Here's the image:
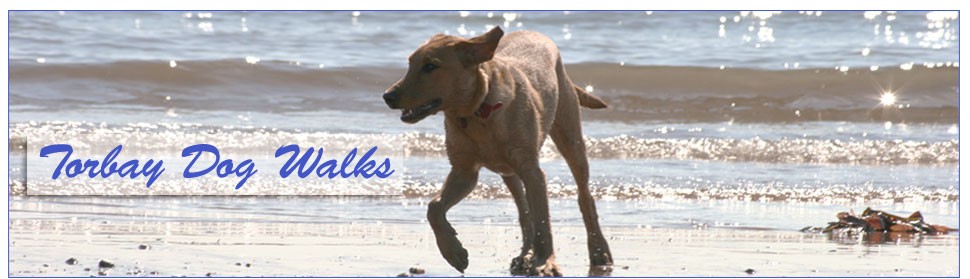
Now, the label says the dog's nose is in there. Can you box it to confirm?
[383,91,400,108]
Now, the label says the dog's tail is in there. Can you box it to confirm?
[573,84,608,109]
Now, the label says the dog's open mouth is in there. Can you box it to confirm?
[400,99,442,123]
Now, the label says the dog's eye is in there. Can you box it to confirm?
[421,63,438,73]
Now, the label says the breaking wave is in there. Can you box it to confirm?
[9,121,957,166]
[9,59,959,123]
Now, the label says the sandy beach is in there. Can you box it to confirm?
[8,197,959,277]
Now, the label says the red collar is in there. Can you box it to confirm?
[474,102,503,119]
[459,102,502,129]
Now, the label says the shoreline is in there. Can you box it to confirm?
[9,218,958,277]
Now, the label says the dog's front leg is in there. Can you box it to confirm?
[502,175,535,275]
[428,165,479,273]
[516,165,563,277]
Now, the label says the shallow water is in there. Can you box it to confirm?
[8,196,960,231]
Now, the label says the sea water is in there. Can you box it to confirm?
[8,11,959,233]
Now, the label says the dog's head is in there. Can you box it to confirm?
[383,26,504,123]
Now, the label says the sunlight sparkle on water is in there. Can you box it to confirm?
[879,92,897,106]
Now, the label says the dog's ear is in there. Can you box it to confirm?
[456,26,504,66]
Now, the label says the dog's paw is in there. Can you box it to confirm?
[529,257,562,277]
[509,250,534,275]
[588,265,614,277]
[437,236,469,273]
[589,250,614,266]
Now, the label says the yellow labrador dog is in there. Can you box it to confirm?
[383,26,611,277]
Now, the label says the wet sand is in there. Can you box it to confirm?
[9,218,958,277]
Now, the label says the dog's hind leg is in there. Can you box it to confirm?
[502,175,535,275]
[428,166,479,273]
[549,98,615,268]
[514,164,562,277]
